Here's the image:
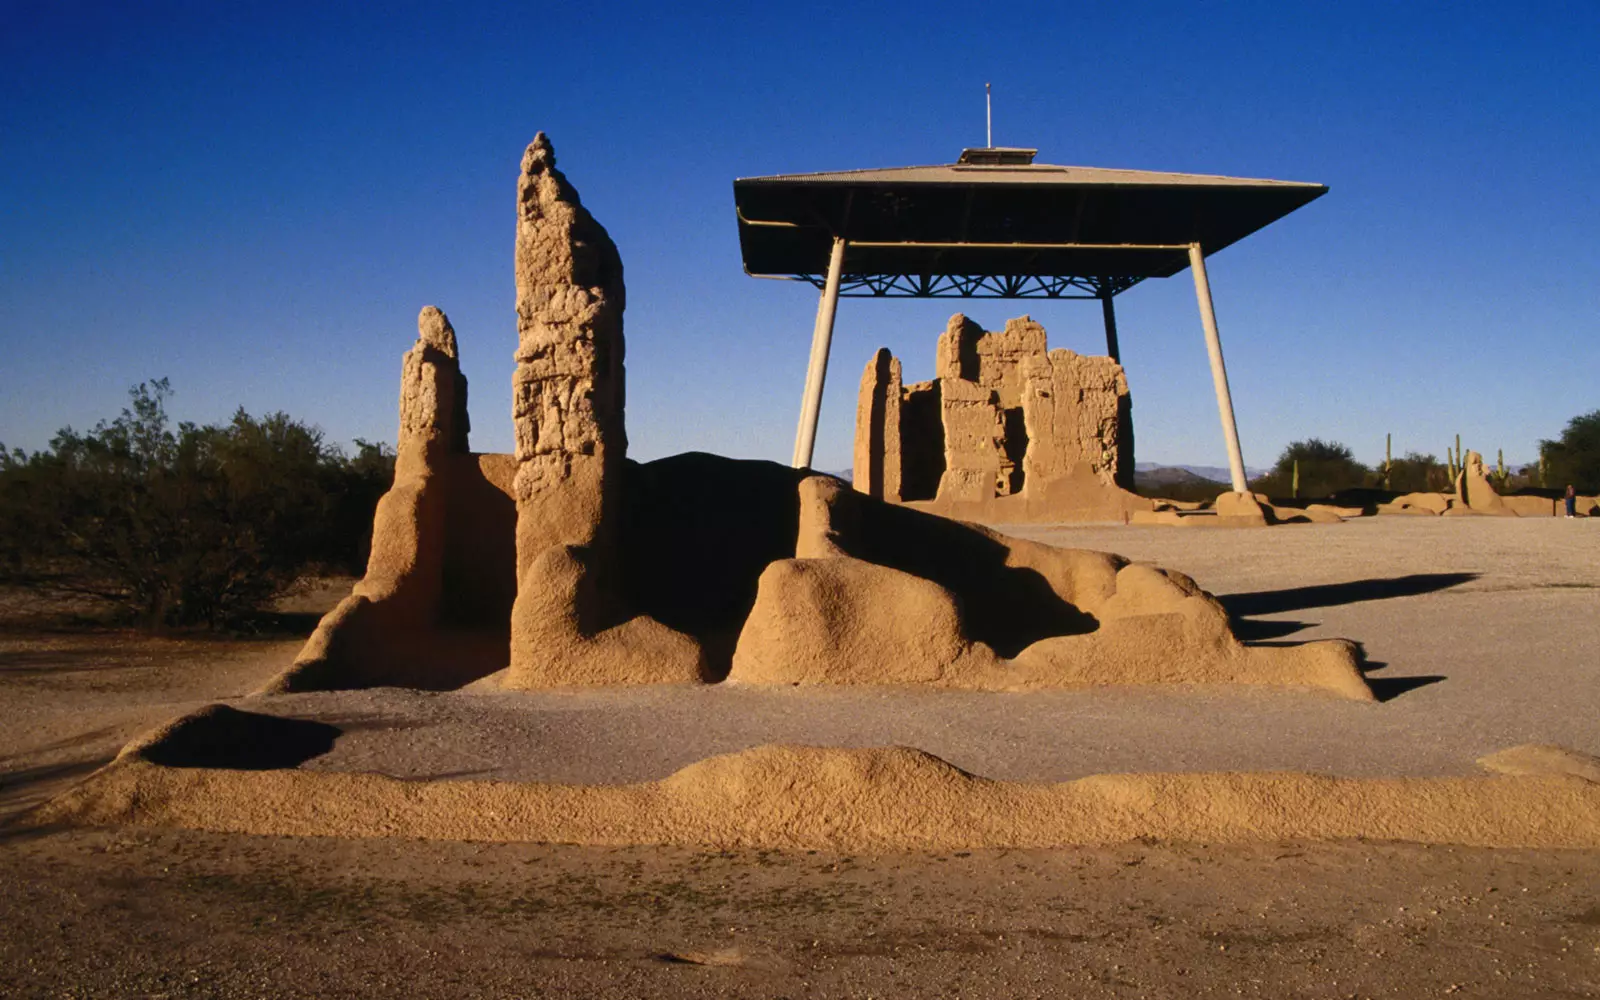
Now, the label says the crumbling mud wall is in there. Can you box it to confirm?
[505,133,702,687]
[1364,452,1595,518]
[267,307,516,692]
[853,314,1150,522]
[728,476,1368,698]
[1450,450,1574,517]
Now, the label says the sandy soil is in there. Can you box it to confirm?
[2,520,1598,996]
[4,827,1598,997]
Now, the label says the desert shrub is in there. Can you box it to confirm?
[1250,439,1370,500]
[0,380,394,630]
[326,438,397,574]
[1540,410,1600,494]
[1383,451,1451,494]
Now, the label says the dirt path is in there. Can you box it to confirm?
[3,826,1597,998]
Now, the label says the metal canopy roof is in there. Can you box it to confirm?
[734,154,1327,298]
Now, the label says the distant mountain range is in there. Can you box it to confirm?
[1134,462,1268,484]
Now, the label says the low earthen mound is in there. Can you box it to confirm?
[727,477,1371,698]
[30,726,1600,850]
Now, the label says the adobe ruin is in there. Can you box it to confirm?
[267,133,1368,700]
[853,315,1152,522]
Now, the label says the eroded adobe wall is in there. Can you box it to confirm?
[852,348,902,501]
[505,134,702,687]
[1021,347,1134,492]
[510,133,627,574]
[853,313,1148,521]
[270,307,515,692]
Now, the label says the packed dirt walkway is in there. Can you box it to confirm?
[4,826,1600,998]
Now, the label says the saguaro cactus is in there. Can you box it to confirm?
[1383,433,1392,490]
[1292,459,1300,499]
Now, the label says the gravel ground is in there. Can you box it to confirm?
[4,827,1599,999]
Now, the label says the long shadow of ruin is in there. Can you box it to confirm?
[1219,573,1480,618]
[1365,674,1447,702]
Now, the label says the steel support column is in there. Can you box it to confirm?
[1099,292,1121,363]
[792,236,847,468]
[1188,242,1248,493]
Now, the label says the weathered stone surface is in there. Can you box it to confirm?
[1455,451,1512,515]
[270,306,494,692]
[398,306,470,476]
[933,313,983,381]
[852,348,902,501]
[511,132,627,573]
[506,544,705,687]
[937,377,1005,502]
[506,132,665,685]
[1021,348,1131,491]
[728,475,1368,699]
[856,314,1148,521]
[1214,490,1270,527]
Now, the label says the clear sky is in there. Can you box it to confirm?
[3,0,1597,473]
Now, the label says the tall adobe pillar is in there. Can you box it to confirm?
[510,133,627,580]
[506,133,703,686]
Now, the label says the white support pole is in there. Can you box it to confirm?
[792,236,847,469]
[1188,242,1249,493]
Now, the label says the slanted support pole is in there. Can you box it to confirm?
[1099,290,1121,364]
[1188,242,1248,493]
[792,236,847,468]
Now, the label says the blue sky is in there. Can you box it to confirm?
[3,1,1597,472]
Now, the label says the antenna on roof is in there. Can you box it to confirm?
[985,82,992,148]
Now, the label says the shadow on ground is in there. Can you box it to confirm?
[1220,573,1479,618]
[1366,675,1447,702]
[138,706,341,770]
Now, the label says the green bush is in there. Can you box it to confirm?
[1540,410,1600,494]
[1250,439,1370,500]
[1384,451,1451,494]
[0,380,394,630]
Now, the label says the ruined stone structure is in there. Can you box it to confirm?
[270,133,1367,701]
[510,134,625,570]
[270,305,518,692]
[505,134,702,687]
[854,315,1151,522]
[1368,451,1594,518]
[1449,450,1576,517]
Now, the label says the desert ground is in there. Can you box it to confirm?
[2,516,1598,997]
